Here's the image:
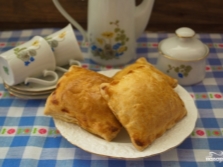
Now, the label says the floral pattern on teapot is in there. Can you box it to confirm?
[14,40,40,66]
[91,20,129,60]
[167,64,192,78]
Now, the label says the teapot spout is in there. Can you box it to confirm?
[135,0,155,39]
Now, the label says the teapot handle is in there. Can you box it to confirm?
[52,0,88,42]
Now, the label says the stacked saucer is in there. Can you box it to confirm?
[3,68,65,99]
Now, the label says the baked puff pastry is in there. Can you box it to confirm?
[44,66,122,141]
[100,64,187,151]
[113,57,178,88]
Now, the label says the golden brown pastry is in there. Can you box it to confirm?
[44,66,122,141]
[113,57,178,88]
[100,64,187,151]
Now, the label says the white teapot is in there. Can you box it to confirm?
[53,0,155,66]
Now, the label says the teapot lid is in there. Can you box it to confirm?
[158,27,209,61]
[175,27,195,38]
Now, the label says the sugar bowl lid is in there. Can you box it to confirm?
[158,27,209,61]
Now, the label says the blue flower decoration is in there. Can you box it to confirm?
[24,61,30,66]
[30,57,35,62]
[91,45,97,51]
[113,43,122,50]
[115,53,123,57]
[178,73,183,78]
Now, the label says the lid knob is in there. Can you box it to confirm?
[175,27,195,38]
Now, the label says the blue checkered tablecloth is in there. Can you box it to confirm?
[0,28,223,167]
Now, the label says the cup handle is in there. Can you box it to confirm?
[69,59,82,67]
[56,66,68,73]
[56,60,82,73]
[24,70,58,86]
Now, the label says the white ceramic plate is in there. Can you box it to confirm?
[54,69,198,159]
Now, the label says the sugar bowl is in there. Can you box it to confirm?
[156,27,209,86]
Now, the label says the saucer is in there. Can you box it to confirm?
[4,83,53,96]
[7,68,65,92]
[8,90,51,99]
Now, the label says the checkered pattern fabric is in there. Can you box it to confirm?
[0,28,223,167]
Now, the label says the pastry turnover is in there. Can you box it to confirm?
[100,62,187,151]
[44,66,122,141]
[113,57,178,88]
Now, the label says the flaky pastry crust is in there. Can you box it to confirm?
[113,57,178,88]
[100,61,187,151]
[44,66,122,141]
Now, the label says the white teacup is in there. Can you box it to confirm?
[45,24,83,71]
[0,36,58,86]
